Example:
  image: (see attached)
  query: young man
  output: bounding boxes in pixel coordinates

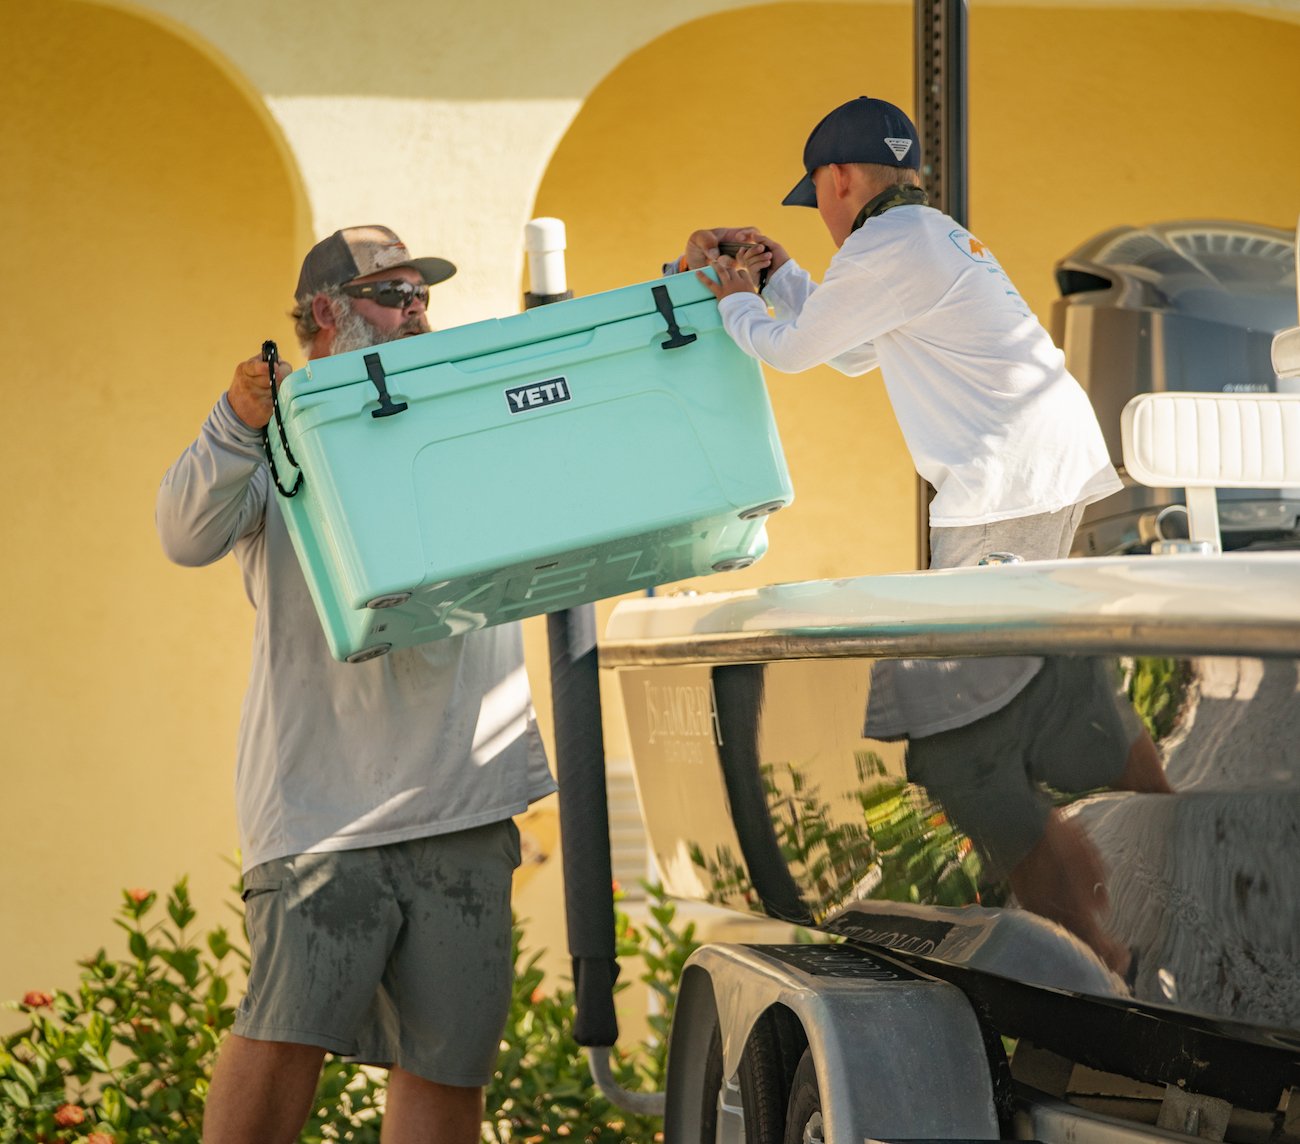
[157,226,555,1144]
[689,96,1121,569]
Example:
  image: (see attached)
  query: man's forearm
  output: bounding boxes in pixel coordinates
[156,395,269,567]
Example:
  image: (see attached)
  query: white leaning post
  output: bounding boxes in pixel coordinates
[1120,391,1300,552]
[1273,215,1300,382]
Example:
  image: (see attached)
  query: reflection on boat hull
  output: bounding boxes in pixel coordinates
[615,651,1300,1067]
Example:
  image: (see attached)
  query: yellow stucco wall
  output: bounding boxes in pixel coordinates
[536,1,1300,595]
[534,2,920,593]
[0,1,303,1019]
[2,0,1299,1043]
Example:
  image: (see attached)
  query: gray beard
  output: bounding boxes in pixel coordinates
[330,299,429,355]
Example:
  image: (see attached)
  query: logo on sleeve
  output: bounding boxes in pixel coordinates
[884,137,914,162]
[948,230,1031,317]
[949,229,995,263]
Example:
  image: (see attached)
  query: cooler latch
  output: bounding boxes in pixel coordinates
[652,284,697,350]
[365,352,409,418]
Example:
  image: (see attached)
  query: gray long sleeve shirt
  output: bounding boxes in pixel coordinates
[157,395,555,872]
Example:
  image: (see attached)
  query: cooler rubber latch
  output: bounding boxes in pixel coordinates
[365,352,409,418]
[652,284,697,350]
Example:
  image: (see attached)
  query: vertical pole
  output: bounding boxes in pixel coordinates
[915,0,969,228]
[524,218,620,1048]
[914,0,969,569]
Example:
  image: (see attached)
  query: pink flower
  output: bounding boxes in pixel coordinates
[127,888,151,903]
[530,987,545,1004]
[22,990,54,1008]
[88,1134,116,1144]
[53,1104,85,1127]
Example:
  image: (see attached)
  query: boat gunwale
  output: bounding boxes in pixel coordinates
[599,619,1300,668]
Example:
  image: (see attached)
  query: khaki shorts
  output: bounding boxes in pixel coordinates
[235,819,521,1087]
[929,502,1086,569]
[906,657,1141,880]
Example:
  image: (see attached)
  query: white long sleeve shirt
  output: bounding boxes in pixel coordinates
[157,395,555,872]
[719,206,1121,527]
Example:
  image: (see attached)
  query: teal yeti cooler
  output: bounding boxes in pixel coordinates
[266,271,793,662]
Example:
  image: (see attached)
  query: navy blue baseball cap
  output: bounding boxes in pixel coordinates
[782,96,921,207]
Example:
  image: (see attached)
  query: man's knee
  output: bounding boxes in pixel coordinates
[384,1068,485,1143]
[204,1035,326,1144]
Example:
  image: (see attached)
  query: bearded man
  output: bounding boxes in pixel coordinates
[156,226,555,1144]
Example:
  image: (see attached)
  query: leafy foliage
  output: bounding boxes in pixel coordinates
[1,879,696,1142]
[486,881,692,1143]
[1,882,240,1143]
[1124,656,1191,740]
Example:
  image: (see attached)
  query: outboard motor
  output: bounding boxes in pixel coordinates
[1051,219,1298,555]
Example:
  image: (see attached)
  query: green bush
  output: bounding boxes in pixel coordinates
[1,879,694,1142]
[489,882,695,1143]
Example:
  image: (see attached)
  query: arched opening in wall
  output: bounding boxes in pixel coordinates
[529,2,921,909]
[533,2,920,591]
[0,0,305,1020]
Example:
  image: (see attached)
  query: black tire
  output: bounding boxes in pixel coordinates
[783,1049,824,1144]
[738,1009,804,1143]
[699,1009,807,1143]
[699,1023,725,1143]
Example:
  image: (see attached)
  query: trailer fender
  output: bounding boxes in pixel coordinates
[665,943,1000,1144]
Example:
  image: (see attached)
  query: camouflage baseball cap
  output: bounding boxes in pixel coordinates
[295,225,456,298]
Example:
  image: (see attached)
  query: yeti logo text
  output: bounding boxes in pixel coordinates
[505,377,571,414]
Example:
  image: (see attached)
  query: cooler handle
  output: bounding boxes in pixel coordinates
[261,339,303,498]
[652,284,697,350]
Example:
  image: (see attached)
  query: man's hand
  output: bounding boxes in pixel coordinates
[749,232,790,275]
[683,227,790,281]
[228,353,291,430]
[684,226,763,270]
[697,254,762,301]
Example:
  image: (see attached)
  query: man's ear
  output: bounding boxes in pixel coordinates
[311,292,338,331]
[829,163,855,200]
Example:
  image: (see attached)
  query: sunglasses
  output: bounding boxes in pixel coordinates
[340,279,429,309]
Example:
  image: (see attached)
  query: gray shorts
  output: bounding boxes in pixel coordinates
[906,657,1142,880]
[235,819,521,1086]
[929,502,1086,569]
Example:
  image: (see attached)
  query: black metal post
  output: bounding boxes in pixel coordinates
[914,0,969,569]
[914,0,969,227]
[524,232,621,1048]
[545,605,620,1047]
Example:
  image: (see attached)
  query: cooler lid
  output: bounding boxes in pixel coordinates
[279,269,719,401]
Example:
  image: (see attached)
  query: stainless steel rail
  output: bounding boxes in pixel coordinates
[599,618,1300,668]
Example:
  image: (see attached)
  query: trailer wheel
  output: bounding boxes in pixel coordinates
[783,1049,823,1144]
[739,1009,804,1142]
[699,1024,729,1142]
[700,1010,805,1143]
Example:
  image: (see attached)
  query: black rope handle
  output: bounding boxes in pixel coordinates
[260,339,303,497]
